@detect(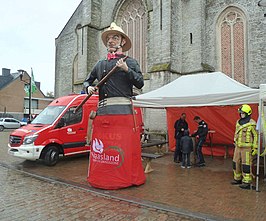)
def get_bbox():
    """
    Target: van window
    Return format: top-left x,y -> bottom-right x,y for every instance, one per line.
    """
32,106 -> 66,125
62,107 -> 82,126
